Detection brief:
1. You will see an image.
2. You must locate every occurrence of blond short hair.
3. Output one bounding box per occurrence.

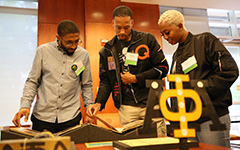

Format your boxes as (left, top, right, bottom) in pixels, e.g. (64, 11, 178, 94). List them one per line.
(158, 10, 186, 29)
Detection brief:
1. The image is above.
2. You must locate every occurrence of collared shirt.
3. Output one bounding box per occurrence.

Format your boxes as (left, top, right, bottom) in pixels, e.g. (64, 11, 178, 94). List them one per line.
(20, 41, 93, 123)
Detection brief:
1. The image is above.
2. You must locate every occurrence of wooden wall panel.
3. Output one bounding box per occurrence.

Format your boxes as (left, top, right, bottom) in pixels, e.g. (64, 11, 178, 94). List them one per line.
(85, 0, 121, 23)
(38, 0, 85, 46)
(38, 23, 58, 46)
(122, 2, 162, 48)
(122, 2, 160, 30)
(38, 0, 84, 24)
(85, 22, 118, 113)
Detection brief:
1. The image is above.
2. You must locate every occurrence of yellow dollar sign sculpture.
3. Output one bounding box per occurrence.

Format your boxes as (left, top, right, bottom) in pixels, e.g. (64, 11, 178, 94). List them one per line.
(160, 74, 202, 138)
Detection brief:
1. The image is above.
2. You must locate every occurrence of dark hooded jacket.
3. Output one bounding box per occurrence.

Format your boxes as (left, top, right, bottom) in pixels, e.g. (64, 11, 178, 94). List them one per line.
(96, 29, 169, 110)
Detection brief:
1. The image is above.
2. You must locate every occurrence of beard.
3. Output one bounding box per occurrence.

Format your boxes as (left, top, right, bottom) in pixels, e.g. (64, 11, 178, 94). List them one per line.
(118, 32, 132, 42)
(60, 41, 77, 56)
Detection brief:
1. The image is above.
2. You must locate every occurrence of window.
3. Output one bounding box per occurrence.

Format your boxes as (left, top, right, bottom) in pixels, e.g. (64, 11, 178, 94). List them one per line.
(207, 9, 240, 136)
(235, 11, 240, 23)
(207, 9, 230, 22)
(237, 24, 240, 36)
(209, 23, 233, 37)
(227, 46, 240, 136)
(207, 9, 240, 37)
(0, 0, 38, 126)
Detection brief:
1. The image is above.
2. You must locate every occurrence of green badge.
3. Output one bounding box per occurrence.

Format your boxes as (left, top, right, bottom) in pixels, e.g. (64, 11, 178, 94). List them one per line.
(181, 55, 198, 74)
(72, 61, 85, 76)
(71, 64, 78, 71)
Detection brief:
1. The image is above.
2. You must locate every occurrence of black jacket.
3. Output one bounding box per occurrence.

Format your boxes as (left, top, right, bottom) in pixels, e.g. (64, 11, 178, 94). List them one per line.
(171, 32, 239, 123)
(96, 29, 169, 110)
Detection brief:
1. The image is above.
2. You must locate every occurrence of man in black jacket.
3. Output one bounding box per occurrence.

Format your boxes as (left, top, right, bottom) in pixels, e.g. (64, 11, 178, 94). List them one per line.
(158, 10, 239, 147)
(87, 5, 168, 136)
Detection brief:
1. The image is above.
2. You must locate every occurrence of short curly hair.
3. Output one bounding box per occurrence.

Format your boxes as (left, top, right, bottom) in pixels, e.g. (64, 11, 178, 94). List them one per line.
(112, 5, 133, 20)
(158, 10, 186, 29)
(57, 20, 79, 37)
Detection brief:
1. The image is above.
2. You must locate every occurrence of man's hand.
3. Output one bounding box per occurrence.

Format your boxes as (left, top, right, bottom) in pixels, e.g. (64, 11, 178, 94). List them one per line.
(84, 115, 94, 124)
(120, 71, 137, 84)
(87, 103, 101, 117)
(12, 108, 30, 127)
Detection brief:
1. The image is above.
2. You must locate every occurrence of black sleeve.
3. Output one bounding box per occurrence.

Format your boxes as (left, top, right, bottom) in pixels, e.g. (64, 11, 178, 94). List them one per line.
(205, 33, 239, 99)
(95, 51, 112, 110)
(136, 33, 169, 87)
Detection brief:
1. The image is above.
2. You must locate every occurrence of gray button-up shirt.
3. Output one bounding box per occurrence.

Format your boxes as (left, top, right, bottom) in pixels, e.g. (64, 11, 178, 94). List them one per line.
(20, 41, 93, 123)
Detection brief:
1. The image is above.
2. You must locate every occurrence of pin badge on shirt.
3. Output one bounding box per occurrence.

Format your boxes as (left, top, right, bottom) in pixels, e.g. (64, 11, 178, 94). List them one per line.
(71, 60, 85, 76)
(71, 64, 78, 71)
(125, 52, 138, 66)
(181, 55, 198, 74)
(108, 56, 116, 70)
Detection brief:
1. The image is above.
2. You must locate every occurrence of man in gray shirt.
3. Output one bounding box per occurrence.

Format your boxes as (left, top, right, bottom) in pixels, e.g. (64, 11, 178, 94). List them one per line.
(12, 20, 94, 133)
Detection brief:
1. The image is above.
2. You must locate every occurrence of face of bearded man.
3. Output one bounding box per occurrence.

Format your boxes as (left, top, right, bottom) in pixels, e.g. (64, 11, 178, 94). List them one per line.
(57, 33, 80, 56)
(59, 40, 77, 56)
(112, 16, 133, 42)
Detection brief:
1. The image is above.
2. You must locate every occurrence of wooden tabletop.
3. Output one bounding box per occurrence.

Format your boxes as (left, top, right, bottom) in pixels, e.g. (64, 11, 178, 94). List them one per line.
(75, 142, 234, 150)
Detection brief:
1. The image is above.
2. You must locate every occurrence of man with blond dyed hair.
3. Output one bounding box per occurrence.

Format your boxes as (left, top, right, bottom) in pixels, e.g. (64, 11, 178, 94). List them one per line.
(158, 10, 239, 147)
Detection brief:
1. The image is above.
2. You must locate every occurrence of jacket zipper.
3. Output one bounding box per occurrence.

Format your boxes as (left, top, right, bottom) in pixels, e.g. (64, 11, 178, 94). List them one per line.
(125, 65, 138, 103)
(130, 79, 138, 103)
(218, 51, 222, 72)
(124, 39, 141, 104)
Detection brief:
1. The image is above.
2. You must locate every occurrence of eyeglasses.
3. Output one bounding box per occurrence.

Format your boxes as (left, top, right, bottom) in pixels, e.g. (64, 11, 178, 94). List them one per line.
(60, 37, 82, 47)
